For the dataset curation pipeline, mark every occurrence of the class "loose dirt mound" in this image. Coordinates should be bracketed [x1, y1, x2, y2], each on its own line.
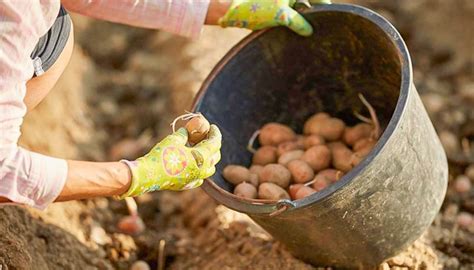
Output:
[0, 205, 112, 269]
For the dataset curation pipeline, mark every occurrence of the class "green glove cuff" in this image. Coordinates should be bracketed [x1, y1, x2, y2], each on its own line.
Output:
[117, 159, 146, 199]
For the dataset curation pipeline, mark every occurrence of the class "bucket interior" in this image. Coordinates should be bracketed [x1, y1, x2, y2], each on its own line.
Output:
[195, 8, 403, 193]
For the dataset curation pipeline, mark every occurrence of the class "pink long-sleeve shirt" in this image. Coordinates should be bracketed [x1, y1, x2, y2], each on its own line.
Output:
[0, 0, 210, 209]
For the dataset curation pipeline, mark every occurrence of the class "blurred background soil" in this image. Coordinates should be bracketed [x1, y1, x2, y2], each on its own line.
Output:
[0, 0, 472, 269]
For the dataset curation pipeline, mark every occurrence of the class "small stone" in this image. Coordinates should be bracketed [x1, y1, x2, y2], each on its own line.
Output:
[95, 198, 109, 209]
[453, 175, 471, 193]
[388, 256, 407, 266]
[90, 224, 112, 245]
[98, 260, 114, 270]
[113, 233, 138, 251]
[391, 267, 409, 270]
[109, 248, 119, 261]
[458, 82, 474, 102]
[457, 212, 473, 228]
[122, 250, 130, 260]
[465, 164, 474, 181]
[421, 93, 445, 115]
[378, 262, 390, 270]
[130, 260, 150, 270]
[451, 110, 466, 124]
[438, 131, 459, 156]
[444, 204, 459, 221]
[99, 100, 119, 116]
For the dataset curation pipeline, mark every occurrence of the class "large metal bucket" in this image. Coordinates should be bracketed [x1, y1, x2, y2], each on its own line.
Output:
[193, 4, 448, 268]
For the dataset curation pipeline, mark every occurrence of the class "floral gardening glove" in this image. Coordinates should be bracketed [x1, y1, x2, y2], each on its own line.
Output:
[219, 0, 331, 36]
[119, 125, 222, 198]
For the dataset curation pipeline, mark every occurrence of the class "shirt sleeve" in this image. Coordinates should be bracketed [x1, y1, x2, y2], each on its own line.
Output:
[62, 0, 211, 39]
[0, 1, 68, 210]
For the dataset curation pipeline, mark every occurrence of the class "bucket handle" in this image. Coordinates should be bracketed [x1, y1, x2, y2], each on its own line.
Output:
[269, 200, 296, 217]
[205, 179, 296, 215]
[295, 0, 312, 10]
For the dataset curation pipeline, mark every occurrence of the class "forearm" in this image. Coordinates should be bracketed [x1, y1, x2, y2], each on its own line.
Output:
[205, 0, 231, 25]
[62, 0, 211, 39]
[56, 160, 131, 201]
[0, 160, 131, 204]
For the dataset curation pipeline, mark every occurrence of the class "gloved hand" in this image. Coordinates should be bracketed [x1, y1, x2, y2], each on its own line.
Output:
[120, 125, 222, 198]
[219, 0, 331, 36]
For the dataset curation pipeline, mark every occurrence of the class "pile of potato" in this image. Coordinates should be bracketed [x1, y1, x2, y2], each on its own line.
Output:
[223, 112, 380, 201]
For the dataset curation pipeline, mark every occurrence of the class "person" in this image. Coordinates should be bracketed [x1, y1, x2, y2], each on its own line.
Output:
[0, 0, 327, 210]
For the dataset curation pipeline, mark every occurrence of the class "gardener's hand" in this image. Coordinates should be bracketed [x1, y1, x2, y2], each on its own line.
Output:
[119, 126, 222, 198]
[209, 0, 330, 36]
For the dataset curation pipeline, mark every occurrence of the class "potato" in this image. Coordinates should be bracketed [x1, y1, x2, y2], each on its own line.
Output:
[321, 118, 346, 141]
[355, 142, 375, 157]
[343, 123, 372, 146]
[249, 173, 259, 187]
[312, 175, 330, 191]
[314, 169, 343, 184]
[351, 154, 364, 167]
[277, 141, 303, 156]
[351, 142, 375, 166]
[294, 186, 316, 200]
[353, 138, 376, 152]
[118, 215, 145, 235]
[259, 164, 291, 188]
[304, 115, 345, 141]
[234, 182, 257, 199]
[303, 135, 325, 149]
[303, 112, 330, 134]
[259, 123, 296, 146]
[223, 165, 251, 185]
[258, 183, 290, 200]
[289, 184, 304, 199]
[295, 135, 305, 149]
[252, 146, 277, 165]
[330, 142, 354, 172]
[185, 114, 210, 144]
[327, 141, 341, 151]
[278, 150, 304, 165]
[249, 165, 263, 175]
[301, 145, 331, 171]
[287, 160, 314, 183]
[311, 169, 341, 191]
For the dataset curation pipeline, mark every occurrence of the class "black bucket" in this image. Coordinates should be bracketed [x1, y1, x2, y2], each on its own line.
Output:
[193, 4, 448, 268]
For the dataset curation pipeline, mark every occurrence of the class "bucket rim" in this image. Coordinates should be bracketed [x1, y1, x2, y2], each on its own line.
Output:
[193, 3, 413, 215]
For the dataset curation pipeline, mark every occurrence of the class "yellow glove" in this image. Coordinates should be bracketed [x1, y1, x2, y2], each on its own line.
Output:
[120, 126, 222, 198]
[219, 0, 331, 36]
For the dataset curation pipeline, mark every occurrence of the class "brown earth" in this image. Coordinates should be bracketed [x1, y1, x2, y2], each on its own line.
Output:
[1, 0, 473, 269]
